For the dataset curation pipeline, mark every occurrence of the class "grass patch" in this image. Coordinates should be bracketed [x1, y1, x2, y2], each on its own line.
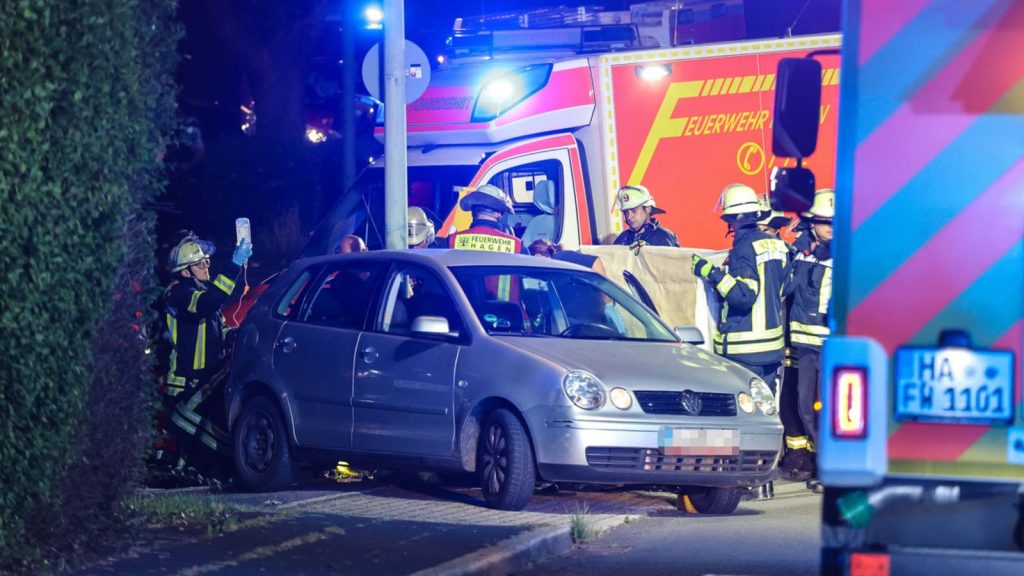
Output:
[119, 492, 245, 536]
[569, 502, 599, 544]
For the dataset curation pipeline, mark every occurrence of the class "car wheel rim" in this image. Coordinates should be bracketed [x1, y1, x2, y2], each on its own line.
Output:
[243, 412, 275, 474]
[482, 423, 508, 495]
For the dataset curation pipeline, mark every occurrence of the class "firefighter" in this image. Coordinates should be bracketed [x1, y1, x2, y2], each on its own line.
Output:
[612, 184, 679, 252]
[782, 189, 834, 487]
[691, 184, 788, 385]
[448, 184, 526, 254]
[408, 206, 437, 249]
[162, 231, 251, 480]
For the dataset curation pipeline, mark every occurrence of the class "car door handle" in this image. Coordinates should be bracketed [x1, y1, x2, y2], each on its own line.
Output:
[360, 346, 378, 363]
[277, 336, 297, 353]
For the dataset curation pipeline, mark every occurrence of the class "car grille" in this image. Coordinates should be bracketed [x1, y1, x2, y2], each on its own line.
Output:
[586, 447, 776, 474]
[634, 391, 737, 416]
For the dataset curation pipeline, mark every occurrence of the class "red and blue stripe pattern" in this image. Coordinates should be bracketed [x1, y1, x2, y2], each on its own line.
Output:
[836, 0, 1024, 472]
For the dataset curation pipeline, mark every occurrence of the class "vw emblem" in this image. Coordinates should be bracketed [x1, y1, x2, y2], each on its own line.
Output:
[680, 389, 703, 415]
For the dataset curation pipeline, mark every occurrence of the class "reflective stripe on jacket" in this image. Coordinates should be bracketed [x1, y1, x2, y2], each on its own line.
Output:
[712, 225, 788, 365]
[783, 248, 832, 350]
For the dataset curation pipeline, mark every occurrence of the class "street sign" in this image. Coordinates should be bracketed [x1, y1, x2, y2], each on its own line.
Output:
[361, 40, 431, 104]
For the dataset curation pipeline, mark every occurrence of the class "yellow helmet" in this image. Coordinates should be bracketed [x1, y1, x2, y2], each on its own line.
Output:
[459, 183, 515, 214]
[803, 188, 835, 220]
[719, 183, 763, 217]
[169, 233, 215, 273]
[407, 206, 436, 247]
[617, 184, 656, 211]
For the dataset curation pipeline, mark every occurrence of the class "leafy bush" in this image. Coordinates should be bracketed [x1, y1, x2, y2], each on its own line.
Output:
[0, 0, 178, 570]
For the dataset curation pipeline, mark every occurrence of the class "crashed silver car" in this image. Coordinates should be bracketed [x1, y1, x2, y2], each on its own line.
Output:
[226, 250, 782, 512]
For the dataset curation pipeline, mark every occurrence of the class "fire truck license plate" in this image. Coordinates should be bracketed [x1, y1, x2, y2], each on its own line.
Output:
[894, 347, 1015, 424]
[659, 428, 739, 456]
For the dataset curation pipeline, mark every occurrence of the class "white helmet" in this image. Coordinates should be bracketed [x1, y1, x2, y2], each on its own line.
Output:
[719, 183, 764, 217]
[459, 184, 515, 214]
[407, 206, 436, 247]
[617, 185, 665, 213]
[803, 189, 835, 220]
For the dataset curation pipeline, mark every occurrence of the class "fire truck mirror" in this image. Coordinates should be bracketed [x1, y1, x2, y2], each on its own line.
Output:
[772, 58, 822, 160]
[770, 166, 815, 214]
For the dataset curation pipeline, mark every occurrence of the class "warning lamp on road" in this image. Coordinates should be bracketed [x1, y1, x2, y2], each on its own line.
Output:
[833, 366, 867, 439]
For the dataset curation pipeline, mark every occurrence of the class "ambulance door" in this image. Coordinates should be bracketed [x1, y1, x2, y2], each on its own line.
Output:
[442, 134, 593, 248]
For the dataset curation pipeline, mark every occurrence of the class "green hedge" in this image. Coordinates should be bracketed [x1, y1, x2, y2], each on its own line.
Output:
[0, 0, 178, 570]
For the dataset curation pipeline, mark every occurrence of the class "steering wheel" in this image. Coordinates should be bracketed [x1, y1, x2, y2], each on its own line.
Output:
[559, 322, 621, 338]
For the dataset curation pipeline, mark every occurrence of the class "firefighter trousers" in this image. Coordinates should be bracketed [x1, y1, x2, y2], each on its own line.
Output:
[797, 349, 822, 449]
[165, 365, 232, 476]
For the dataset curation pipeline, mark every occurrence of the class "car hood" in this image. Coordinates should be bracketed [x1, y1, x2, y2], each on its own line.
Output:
[499, 337, 754, 394]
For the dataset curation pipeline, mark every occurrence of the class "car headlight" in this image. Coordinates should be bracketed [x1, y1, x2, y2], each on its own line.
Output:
[737, 392, 755, 414]
[562, 370, 605, 410]
[609, 387, 633, 410]
[749, 377, 777, 415]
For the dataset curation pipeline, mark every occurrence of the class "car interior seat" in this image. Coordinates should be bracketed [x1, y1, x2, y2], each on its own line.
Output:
[521, 180, 557, 247]
[474, 300, 526, 333]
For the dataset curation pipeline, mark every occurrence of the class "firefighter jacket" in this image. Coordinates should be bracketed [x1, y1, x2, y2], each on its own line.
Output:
[613, 218, 679, 251]
[162, 262, 242, 396]
[709, 224, 788, 365]
[448, 220, 526, 254]
[783, 241, 832, 350]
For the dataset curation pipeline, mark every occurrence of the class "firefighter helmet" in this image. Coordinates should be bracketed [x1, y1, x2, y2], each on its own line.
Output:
[757, 196, 793, 229]
[459, 184, 515, 214]
[616, 184, 665, 214]
[407, 206, 436, 247]
[169, 232, 216, 273]
[804, 188, 835, 220]
[719, 183, 764, 218]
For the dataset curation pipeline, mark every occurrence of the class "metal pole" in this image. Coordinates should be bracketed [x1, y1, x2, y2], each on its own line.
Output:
[383, 0, 408, 250]
[341, 4, 356, 194]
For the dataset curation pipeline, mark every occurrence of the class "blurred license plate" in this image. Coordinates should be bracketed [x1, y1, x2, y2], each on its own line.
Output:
[894, 347, 1015, 424]
[659, 428, 739, 456]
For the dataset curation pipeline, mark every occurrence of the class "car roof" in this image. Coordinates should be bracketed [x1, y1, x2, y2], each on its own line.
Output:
[293, 249, 594, 272]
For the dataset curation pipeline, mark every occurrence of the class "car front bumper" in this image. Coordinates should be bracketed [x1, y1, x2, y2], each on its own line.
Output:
[523, 405, 783, 487]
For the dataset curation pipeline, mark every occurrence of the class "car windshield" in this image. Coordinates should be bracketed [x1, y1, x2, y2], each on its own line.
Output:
[451, 266, 678, 342]
[300, 164, 478, 256]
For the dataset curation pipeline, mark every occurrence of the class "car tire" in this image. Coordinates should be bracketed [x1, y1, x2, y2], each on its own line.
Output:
[478, 409, 535, 511]
[682, 486, 743, 514]
[233, 395, 296, 492]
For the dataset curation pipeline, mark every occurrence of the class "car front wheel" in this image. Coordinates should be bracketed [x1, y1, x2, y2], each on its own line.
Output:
[680, 486, 743, 514]
[478, 409, 535, 511]
[233, 395, 296, 492]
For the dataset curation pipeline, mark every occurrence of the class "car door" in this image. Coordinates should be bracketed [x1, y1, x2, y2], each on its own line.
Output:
[352, 264, 463, 456]
[272, 261, 385, 449]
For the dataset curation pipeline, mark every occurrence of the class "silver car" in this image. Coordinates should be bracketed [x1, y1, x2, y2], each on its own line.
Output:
[226, 250, 782, 512]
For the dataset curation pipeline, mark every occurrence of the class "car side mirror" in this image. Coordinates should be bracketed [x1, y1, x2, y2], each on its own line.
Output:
[411, 315, 454, 336]
[674, 325, 705, 345]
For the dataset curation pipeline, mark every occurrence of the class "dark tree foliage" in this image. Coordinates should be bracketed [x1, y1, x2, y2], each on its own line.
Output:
[0, 0, 179, 570]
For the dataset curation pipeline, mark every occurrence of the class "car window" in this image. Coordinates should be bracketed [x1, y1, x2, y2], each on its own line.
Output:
[300, 262, 385, 329]
[275, 269, 314, 320]
[452, 266, 678, 342]
[375, 266, 463, 335]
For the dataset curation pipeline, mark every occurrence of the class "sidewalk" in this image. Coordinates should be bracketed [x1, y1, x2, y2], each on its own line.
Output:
[78, 477, 811, 575]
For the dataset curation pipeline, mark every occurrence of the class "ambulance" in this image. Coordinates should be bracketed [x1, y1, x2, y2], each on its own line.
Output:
[770, 0, 1024, 573]
[301, 15, 841, 256]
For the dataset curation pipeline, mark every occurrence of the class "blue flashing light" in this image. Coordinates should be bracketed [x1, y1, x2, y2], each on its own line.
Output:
[471, 64, 553, 123]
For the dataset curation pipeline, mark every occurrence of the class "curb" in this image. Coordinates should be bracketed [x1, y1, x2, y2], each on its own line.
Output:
[410, 524, 572, 576]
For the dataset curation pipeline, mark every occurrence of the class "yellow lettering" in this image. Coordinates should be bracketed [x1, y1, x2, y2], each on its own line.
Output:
[755, 110, 769, 130]
[629, 80, 704, 185]
[819, 104, 831, 125]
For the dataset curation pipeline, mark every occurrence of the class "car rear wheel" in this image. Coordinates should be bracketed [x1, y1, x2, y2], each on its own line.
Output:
[681, 486, 743, 514]
[478, 409, 535, 511]
[233, 396, 295, 491]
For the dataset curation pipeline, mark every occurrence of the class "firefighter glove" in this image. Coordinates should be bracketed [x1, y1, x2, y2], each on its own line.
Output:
[232, 237, 253, 266]
[691, 254, 719, 281]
